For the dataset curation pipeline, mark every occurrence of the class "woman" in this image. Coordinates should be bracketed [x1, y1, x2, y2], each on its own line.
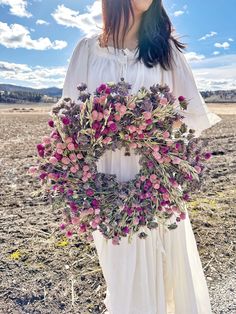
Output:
[62, 1, 222, 313]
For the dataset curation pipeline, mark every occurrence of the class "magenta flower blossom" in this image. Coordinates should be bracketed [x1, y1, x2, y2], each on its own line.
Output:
[86, 188, 95, 197]
[109, 122, 118, 132]
[48, 120, 54, 127]
[91, 198, 99, 208]
[204, 152, 212, 159]
[62, 116, 71, 125]
[178, 96, 185, 102]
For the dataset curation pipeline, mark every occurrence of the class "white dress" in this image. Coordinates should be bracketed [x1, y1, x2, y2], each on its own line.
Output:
[62, 33, 222, 314]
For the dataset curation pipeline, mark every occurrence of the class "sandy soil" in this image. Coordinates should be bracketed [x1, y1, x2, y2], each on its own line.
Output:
[0, 103, 235, 313]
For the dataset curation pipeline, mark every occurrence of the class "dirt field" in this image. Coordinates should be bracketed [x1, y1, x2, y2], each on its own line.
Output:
[0, 103, 235, 314]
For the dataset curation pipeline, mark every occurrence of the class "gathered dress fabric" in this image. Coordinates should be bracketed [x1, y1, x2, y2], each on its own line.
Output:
[62, 33, 222, 314]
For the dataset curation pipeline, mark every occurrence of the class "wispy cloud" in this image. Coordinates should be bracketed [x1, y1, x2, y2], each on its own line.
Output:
[0, 60, 66, 88]
[213, 51, 220, 56]
[184, 52, 205, 62]
[0, 21, 67, 50]
[199, 31, 217, 41]
[228, 38, 234, 42]
[51, 1, 102, 36]
[173, 4, 188, 17]
[214, 42, 230, 49]
[0, 0, 32, 18]
[36, 19, 49, 26]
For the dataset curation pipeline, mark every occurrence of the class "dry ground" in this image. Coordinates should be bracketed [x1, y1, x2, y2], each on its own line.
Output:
[0, 103, 235, 314]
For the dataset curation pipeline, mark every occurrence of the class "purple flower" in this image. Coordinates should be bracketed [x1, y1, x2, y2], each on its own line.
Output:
[159, 186, 167, 193]
[92, 121, 101, 131]
[39, 172, 47, 180]
[91, 198, 99, 208]
[109, 122, 118, 132]
[122, 226, 130, 234]
[48, 120, 54, 127]
[67, 189, 74, 196]
[97, 84, 107, 93]
[147, 161, 154, 168]
[54, 152, 63, 161]
[183, 193, 190, 201]
[69, 202, 78, 213]
[86, 188, 95, 197]
[60, 223, 66, 230]
[62, 116, 71, 125]
[204, 152, 212, 160]
[178, 96, 185, 102]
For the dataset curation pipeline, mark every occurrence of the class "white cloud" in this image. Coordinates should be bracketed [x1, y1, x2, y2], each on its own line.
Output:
[0, 21, 67, 50]
[228, 38, 234, 42]
[173, 4, 188, 17]
[51, 1, 102, 35]
[213, 51, 220, 55]
[214, 42, 230, 49]
[199, 31, 217, 41]
[173, 10, 184, 17]
[0, 0, 32, 18]
[184, 52, 205, 62]
[191, 54, 236, 90]
[0, 60, 66, 88]
[36, 19, 49, 26]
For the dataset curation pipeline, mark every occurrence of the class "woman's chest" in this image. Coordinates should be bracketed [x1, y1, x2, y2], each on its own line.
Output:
[87, 53, 172, 94]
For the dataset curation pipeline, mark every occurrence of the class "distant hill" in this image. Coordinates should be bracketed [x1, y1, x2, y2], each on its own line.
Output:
[0, 84, 62, 97]
[0, 83, 236, 104]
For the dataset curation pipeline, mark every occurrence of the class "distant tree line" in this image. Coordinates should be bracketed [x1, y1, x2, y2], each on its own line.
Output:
[0, 91, 42, 103]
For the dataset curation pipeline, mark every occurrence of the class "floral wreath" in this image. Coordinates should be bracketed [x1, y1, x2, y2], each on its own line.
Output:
[29, 79, 212, 245]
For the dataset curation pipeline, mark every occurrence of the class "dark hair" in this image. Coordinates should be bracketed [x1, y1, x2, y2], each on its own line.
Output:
[100, 0, 186, 70]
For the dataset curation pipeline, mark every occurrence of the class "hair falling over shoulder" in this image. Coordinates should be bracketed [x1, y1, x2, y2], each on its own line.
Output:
[100, 0, 186, 70]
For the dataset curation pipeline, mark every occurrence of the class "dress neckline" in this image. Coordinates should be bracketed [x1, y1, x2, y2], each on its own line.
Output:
[93, 33, 139, 58]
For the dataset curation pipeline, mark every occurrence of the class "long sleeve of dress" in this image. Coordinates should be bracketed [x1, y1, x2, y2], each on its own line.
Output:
[170, 43, 222, 138]
[61, 37, 89, 102]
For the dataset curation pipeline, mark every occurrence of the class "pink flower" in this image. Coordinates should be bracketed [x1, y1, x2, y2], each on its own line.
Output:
[61, 157, 70, 165]
[114, 114, 121, 121]
[150, 174, 157, 182]
[56, 143, 64, 149]
[56, 148, 63, 154]
[180, 212, 186, 220]
[112, 236, 120, 245]
[143, 111, 152, 120]
[153, 183, 160, 189]
[67, 143, 75, 151]
[92, 110, 99, 121]
[42, 136, 51, 144]
[140, 175, 146, 182]
[77, 153, 83, 159]
[194, 165, 202, 174]
[129, 142, 137, 149]
[49, 156, 58, 165]
[28, 166, 37, 174]
[128, 125, 137, 133]
[102, 137, 112, 144]
[83, 165, 89, 172]
[65, 137, 73, 144]
[128, 102, 136, 110]
[172, 156, 181, 164]
[69, 153, 77, 161]
[133, 217, 139, 225]
[163, 131, 170, 139]
[70, 166, 77, 173]
[160, 98, 168, 105]
[152, 145, 160, 152]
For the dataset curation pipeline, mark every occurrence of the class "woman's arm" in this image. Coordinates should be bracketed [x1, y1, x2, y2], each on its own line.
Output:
[170, 43, 222, 138]
[62, 36, 89, 102]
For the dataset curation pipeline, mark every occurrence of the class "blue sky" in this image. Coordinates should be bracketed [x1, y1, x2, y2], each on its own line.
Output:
[0, 0, 235, 90]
